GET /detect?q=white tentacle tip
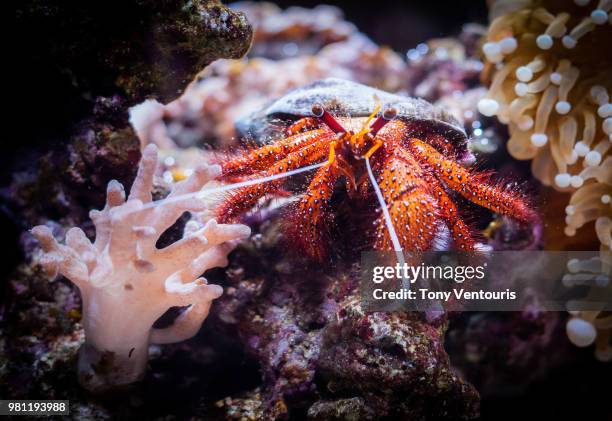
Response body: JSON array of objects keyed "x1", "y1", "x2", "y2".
[
  {"x1": 550, "y1": 72, "x2": 562, "y2": 85},
  {"x1": 499, "y1": 37, "x2": 517, "y2": 54},
  {"x1": 561, "y1": 36, "x2": 577, "y2": 49},
  {"x1": 107, "y1": 179, "x2": 124, "y2": 192},
  {"x1": 530, "y1": 133, "x2": 548, "y2": 147},
  {"x1": 482, "y1": 42, "x2": 500, "y2": 55},
  {"x1": 570, "y1": 175, "x2": 584, "y2": 188},
  {"x1": 515, "y1": 66, "x2": 533, "y2": 82},
  {"x1": 591, "y1": 9, "x2": 608, "y2": 25},
  {"x1": 590, "y1": 85, "x2": 607, "y2": 102},
  {"x1": 555, "y1": 101, "x2": 571, "y2": 114},
  {"x1": 482, "y1": 42, "x2": 503, "y2": 62},
  {"x1": 584, "y1": 150, "x2": 602, "y2": 167},
  {"x1": 514, "y1": 83, "x2": 528, "y2": 97},
  {"x1": 574, "y1": 141, "x2": 590, "y2": 157},
  {"x1": 598, "y1": 103, "x2": 612, "y2": 118},
  {"x1": 566, "y1": 318, "x2": 596, "y2": 347},
  {"x1": 204, "y1": 218, "x2": 218, "y2": 230},
  {"x1": 603, "y1": 118, "x2": 612, "y2": 135},
  {"x1": 477, "y1": 98, "x2": 499, "y2": 117},
  {"x1": 566, "y1": 258, "x2": 580, "y2": 273},
  {"x1": 207, "y1": 164, "x2": 223, "y2": 179},
  {"x1": 555, "y1": 173, "x2": 571, "y2": 188},
  {"x1": 536, "y1": 34, "x2": 553, "y2": 49}
]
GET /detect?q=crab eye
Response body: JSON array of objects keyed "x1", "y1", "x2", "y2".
[
  {"x1": 311, "y1": 103, "x2": 346, "y2": 134},
  {"x1": 370, "y1": 106, "x2": 398, "y2": 136},
  {"x1": 383, "y1": 106, "x2": 398, "y2": 121},
  {"x1": 311, "y1": 103, "x2": 325, "y2": 118}
]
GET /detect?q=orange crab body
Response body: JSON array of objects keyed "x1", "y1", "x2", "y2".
[{"x1": 216, "y1": 78, "x2": 536, "y2": 258}]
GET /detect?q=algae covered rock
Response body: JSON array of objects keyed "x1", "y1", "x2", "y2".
[{"x1": 15, "y1": 0, "x2": 253, "y2": 103}]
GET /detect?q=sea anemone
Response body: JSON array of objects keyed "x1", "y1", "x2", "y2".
[
  {"x1": 563, "y1": 251, "x2": 612, "y2": 361},
  {"x1": 479, "y1": 0, "x2": 611, "y2": 359}
]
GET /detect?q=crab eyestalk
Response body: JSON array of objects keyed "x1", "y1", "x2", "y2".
[
  {"x1": 361, "y1": 106, "x2": 398, "y2": 159},
  {"x1": 369, "y1": 106, "x2": 398, "y2": 137},
  {"x1": 311, "y1": 103, "x2": 347, "y2": 134}
]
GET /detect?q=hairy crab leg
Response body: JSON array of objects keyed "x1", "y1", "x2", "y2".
[
  {"x1": 217, "y1": 136, "x2": 331, "y2": 223},
  {"x1": 372, "y1": 149, "x2": 441, "y2": 251},
  {"x1": 408, "y1": 138, "x2": 537, "y2": 223},
  {"x1": 284, "y1": 117, "x2": 321, "y2": 136},
  {"x1": 392, "y1": 147, "x2": 477, "y2": 250},
  {"x1": 427, "y1": 177, "x2": 477, "y2": 251},
  {"x1": 423, "y1": 132, "x2": 462, "y2": 158},
  {"x1": 288, "y1": 163, "x2": 343, "y2": 259},
  {"x1": 220, "y1": 127, "x2": 333, "y2": 180}
]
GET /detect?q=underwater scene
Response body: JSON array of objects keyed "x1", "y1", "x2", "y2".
[{"x1": 2, "y1": 0, "x2": 611, "y2": 419}]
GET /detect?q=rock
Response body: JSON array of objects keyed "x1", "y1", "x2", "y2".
[{"x1": 15, "y1": 0, "x2": 253, "y2": 104}]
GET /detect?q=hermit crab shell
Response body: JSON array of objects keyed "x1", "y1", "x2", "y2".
[{"x1": 236, "y1": 77, "x2": 468, "y2": 145}]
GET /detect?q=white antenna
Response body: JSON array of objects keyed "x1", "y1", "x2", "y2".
[
  {"x1": 140, "y1": 157, "x2": 409, "y2": 290},
  {"x1": 364, "y1": 156, "x2": 408, "y2": 289},
  {"x1": 140, "y1": 161, "x2": 327, "y2": 211}
]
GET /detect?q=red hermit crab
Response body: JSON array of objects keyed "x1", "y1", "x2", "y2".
[{"x1": 217, "y1": 78, "x2": 536, "y2": 258}]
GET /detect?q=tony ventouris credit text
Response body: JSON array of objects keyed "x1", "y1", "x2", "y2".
[{"x1": 372, "y1": 288, "x2": 517, "y2": 301}]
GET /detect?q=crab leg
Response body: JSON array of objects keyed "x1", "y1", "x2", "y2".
[
  {"x1": 392, "y1": 147, "x2": 477, "y2": 250},
  {"x1": 427, "y1": 177, "x2": 477, "y2": 251},
  {"x1": 288, "y1": 162, "x2": 344, "y2": 259},
  {"x1": 408, "y1": 138, "x2": 536, "y2": 223},
  {"x1": 284, "y1": 117, "x2": 321, "y2": 136},
  {"x1": 217, "y1": 136, "x2": 331, "y2": 222},
  {"x1": 372, "y1": 150, "x2": 442, "y2": 251},
  {"x1": 220, "y1": 127, "x2": 333, "y2": 180}
]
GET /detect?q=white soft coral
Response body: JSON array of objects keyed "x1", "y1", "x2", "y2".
[{"x1": 31, "y1": 144, "x2": 251, "y2": 392}]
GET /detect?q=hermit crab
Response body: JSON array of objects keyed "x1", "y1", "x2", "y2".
[{"x1": 217, "y1": 78, "x2": 537, "y2": 258}]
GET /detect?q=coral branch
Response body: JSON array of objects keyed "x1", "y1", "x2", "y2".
[{"x1": 31, "y1": 145, "x2": 251, "y2": 392}]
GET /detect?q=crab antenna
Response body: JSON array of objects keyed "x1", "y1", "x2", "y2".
[
  {"x1": 311, "y1": 103, "x2": 347, "y2": 134},
  {"x1": 369, "y1": 106, "x2": 398, "y2": 136}
]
